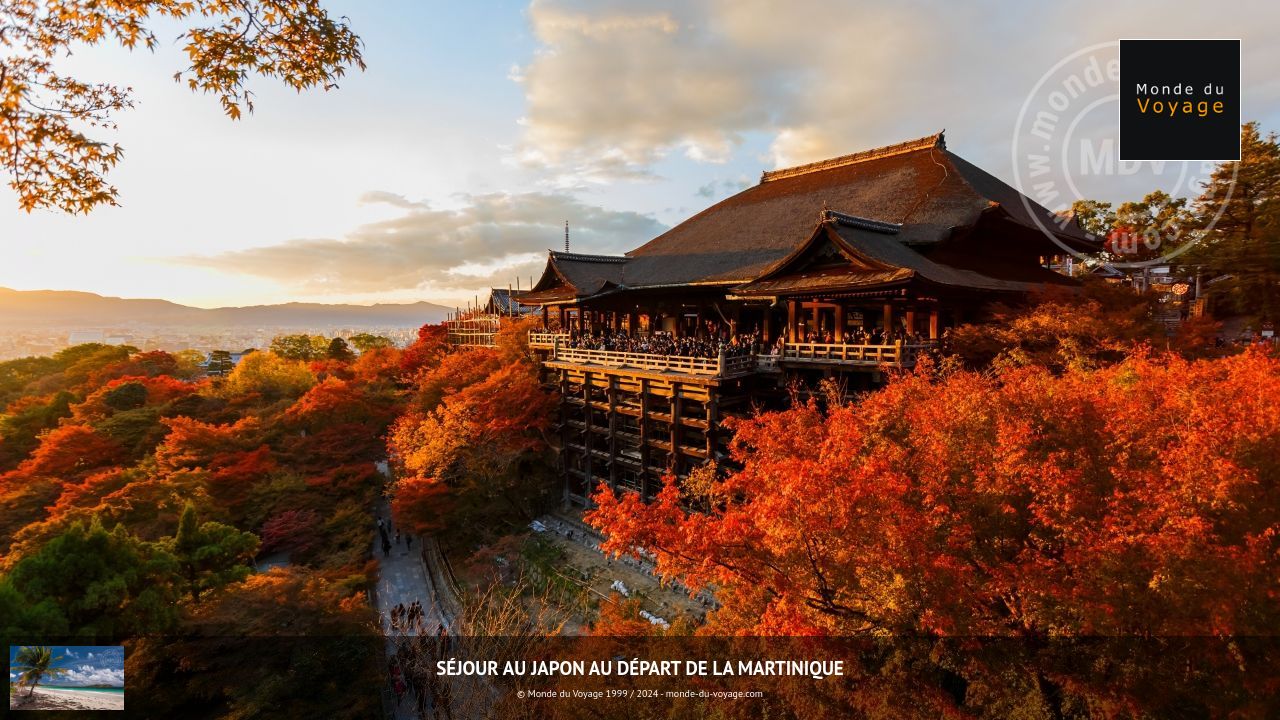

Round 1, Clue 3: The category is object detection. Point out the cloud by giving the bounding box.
[181,191,667,295]
[514,0,1280,180]
[62,664,124,688]
[696,177,751,199]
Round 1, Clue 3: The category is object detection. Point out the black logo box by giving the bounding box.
[1119,39,1240,161]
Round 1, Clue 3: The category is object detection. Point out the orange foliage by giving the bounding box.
[350,346,402,383]
[154,416,263,473]
[947,280,1163,371]
[72,374,199,422]
[284,377,391,431]
[399,323,449,377]
[407,348,502,411]
[390,361,554,484]
[206,445,277,509]
[12,424,123,481]
[590,593,663,637]
[391,474,451,535]
[589,348,1280,637]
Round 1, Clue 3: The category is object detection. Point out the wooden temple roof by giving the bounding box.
[520,132,1096,304]
[733,211,1067,297]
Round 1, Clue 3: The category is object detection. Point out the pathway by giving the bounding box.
[371,502,453,719]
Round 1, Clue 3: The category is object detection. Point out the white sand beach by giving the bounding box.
[10,686,124,711]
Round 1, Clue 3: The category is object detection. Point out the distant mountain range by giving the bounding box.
[0,287,451,329]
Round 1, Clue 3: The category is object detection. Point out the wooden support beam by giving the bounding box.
[582,371,593,487]
[787,300,798,343]
[883,303,893,337]
[834,304,846,342]
[559,369,571,504]
[607,376,618,490]
[669,384,683,477]
[905,309,916,337]
[929,308,939,339]
[638,378,651,500]
[706,393,719,460]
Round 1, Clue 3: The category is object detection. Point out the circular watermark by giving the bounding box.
[1011,41,1237,269]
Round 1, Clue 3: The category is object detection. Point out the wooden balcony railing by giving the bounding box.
[779,341,936,366]
[528,331,570,349]
[531,330,935,376]
[550,346,734,377]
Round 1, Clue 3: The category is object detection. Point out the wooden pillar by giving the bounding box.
[611,312,621,332]
[762,308,772,344]
[638,379,651,500]
[541,305,549,329]
[787,300,798,343]
[629,310,639,334]
[905,309,916,339]
[706,393,719,460]
[581,371,593,488]
[929,308,940,339]
[834,304,846,342]
[607,377,618,490]
[669,385,682,477]
[575,307,585,334]
[559,369,571,504]
[882,303,893,337]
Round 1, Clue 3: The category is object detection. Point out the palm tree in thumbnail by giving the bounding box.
[12,646,68,699]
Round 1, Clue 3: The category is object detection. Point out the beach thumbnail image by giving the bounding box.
[9,646,124,711]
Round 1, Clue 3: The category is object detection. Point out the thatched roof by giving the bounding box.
[521,132,1094,303]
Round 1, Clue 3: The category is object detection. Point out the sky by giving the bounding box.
[9,646,125,688]
[1,0,1279,308]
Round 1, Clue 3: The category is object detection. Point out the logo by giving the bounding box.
[1120,39,1241,161]
[1011,41,1238,269]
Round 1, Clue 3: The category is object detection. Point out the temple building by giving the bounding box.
[507,132,1095,504]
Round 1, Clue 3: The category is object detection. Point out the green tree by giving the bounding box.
[102,380,149,411]
[206,350,235,376]
[1187,122,1280,321]
[269,334,328,361]
[326,336,355,362]
[220,351,315,401]
[5,518,179,635]
[1,1,364,213]
[171,349,209,380]
[11,645,68,699]
[1112,190,1196,260]
[1070,198,1116,237]
[0,390,74,470]
[348,333,392,353]
[163,504,259,603]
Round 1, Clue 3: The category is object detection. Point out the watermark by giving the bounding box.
[1011,41,1238,269]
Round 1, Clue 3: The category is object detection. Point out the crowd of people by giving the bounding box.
[389,625,455,719]
[377,516,413,558]
[390,600,428,633]
[563,329,760,359]
[797,327,934,345]
[560,326,935,359]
